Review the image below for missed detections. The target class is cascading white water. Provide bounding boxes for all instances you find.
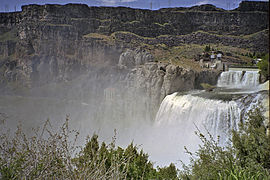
[152,69,267,167]
[217,70,260,88]
[155,92,241,144]
[1,69,266,169]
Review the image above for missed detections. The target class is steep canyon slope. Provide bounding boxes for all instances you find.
[0,1,268,116]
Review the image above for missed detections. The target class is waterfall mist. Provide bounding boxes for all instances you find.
[155,92,241,144]
[0,67,268,168]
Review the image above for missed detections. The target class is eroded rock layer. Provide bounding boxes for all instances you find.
[0,1,268,118]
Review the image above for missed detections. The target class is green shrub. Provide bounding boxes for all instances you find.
[204,45,211,52]
[2,106,268,179]
[232,108,270,174]
[0,118,77,179]
[180,107,270,179]
[0,116,178,179]
[157,163,178,180]
[258,53,269,80]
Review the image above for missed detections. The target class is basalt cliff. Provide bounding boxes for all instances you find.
[0,1,269,117]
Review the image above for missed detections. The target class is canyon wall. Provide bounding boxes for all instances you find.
[0,1,268,115]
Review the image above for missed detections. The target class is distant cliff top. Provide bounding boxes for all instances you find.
[19,1,269,13]
[236,1,269,12]
[0,1,268,39]
[0,0,268,92]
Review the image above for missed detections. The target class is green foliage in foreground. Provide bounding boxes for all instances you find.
[257,53,269,80]
[0,107,269,179]
[180,108,270,180]
[0,117,178,179]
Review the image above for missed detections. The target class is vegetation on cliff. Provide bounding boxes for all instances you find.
[0,28,18,42]
[200,83,215,91]
[0,3,268,90]
[258,53,269,81]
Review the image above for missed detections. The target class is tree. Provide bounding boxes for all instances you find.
[258,53,269,80]
[157,163,178,179]
[74,134,178,179]
[0,117,179,179]
[204,45,211,52]
[180,107,270,179]
[232,108,270,172]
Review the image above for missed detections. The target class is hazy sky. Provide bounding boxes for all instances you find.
[0,0,268,12]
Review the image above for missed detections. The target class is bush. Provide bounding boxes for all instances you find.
[232,108,270,174]
[3,107,268,179]
[0,116,178,179]
[74,135,158,179]
[180,107,270,179]
[157,163,178,180]
[258,53,269,80]
[0,118,77,179]
[204,45,211,52]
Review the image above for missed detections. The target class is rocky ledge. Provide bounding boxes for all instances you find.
[0,1,268,106]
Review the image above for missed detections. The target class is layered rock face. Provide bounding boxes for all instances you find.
[13,2,269,38]
[0,2,268,118]
[115,49,220,118]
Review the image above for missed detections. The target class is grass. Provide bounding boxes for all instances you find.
[81,30,256,70]
[0,29,18,42]
[173,29,267,44]
[157,34,171,39]
[126,20,140,24]
[242,29,268,39]
[111,31,154,40]
[83,33,115,45]
[151,43,255,71]
[83,33,112,41]
[46,23,72,27]
[200,83,216,91]
[70,18,87,21]
[153,22,170,27]
[151,44,204,71]
[208,44,253,63]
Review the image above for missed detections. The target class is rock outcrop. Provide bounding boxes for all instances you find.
[118,48,154,69]
[12,2,268,38]
[116,49,219,116]
[0,2,268,116]
[236,1,269,12]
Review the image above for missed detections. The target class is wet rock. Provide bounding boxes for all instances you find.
[118,48,154,69]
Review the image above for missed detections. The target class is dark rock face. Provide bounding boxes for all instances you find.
[117,49,220,112]
[194,71,221,89]
[111,29,269,53]
[236,1,269,12]
[0,2,268,100]
[13,3,268,37]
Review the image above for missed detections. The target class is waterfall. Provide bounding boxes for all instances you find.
[217,70,260,88]
[152,69,267,166]
[155,92,241,144]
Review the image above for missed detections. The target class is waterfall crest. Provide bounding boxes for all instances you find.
[217,70,260,88]
[155,92,241,143]
[152,68,268,167]
[154,69,265,146]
